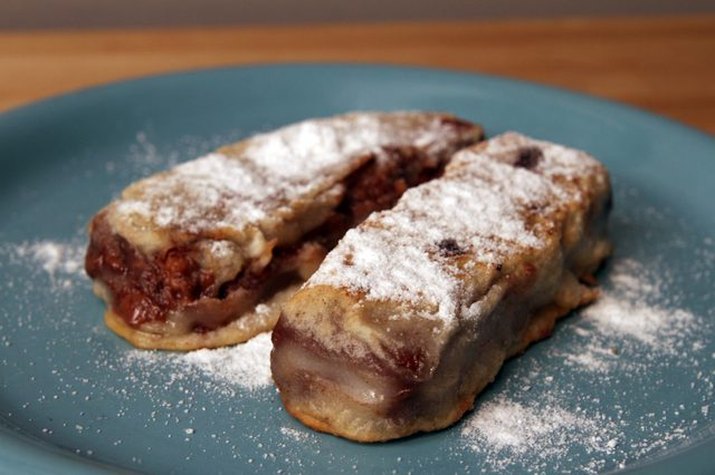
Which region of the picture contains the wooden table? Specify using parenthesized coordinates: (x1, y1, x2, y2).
(1, 15, 714, 134)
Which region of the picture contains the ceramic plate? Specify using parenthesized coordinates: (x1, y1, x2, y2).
(0, 64, 713, 474)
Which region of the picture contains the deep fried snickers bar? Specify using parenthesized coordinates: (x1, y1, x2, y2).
(271, 132, 612, 441)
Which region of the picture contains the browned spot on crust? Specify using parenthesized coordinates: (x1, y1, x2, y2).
(514, 146, 543, 169)
(436, 238, 465, 257)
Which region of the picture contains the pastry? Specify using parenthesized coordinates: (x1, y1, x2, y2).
(271, 132, 612, 441)
(85, 112, 483, 350)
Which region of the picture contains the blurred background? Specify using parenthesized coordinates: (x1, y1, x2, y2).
(2, 0, 715, 29)
(2, 0, 714, 133)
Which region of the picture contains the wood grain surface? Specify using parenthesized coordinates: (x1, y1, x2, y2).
(1, 15, 714, 133)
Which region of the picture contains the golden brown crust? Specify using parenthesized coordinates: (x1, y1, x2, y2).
(104, 309, 276, 351)
(102, 283, 297, 351)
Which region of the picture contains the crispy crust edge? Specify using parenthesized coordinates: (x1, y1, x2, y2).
(104, 309, 278, 351)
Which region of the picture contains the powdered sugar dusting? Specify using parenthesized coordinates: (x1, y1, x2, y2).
(243, 115, 392, 179)
(309, 133, 601, 323)
(111, 112, 469, 237)
(119, 152, 271, 228)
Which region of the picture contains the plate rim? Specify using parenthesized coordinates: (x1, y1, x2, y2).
(1, 62, 713, 144)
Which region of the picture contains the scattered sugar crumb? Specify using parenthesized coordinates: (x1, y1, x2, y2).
(280, 427, 313, 443)
(461, 395, 618, 471)
(555, 257, 702, 376)
(1, 239, 87, 290)
(581, 259, 697, 353)
(181, 332, 273, 390)
(121, 332, 273, 393)
(4, 240, 85, 277)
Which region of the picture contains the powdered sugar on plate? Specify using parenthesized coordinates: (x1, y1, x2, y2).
(178, 332, 273, 391)
(461, 394, 620, 472)
(458, 183, 714, 473)
(579, 259, 698, 355)
(1, 239, 87, 291)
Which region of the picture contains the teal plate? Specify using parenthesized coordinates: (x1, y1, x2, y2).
(0, 64, 713, 474)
